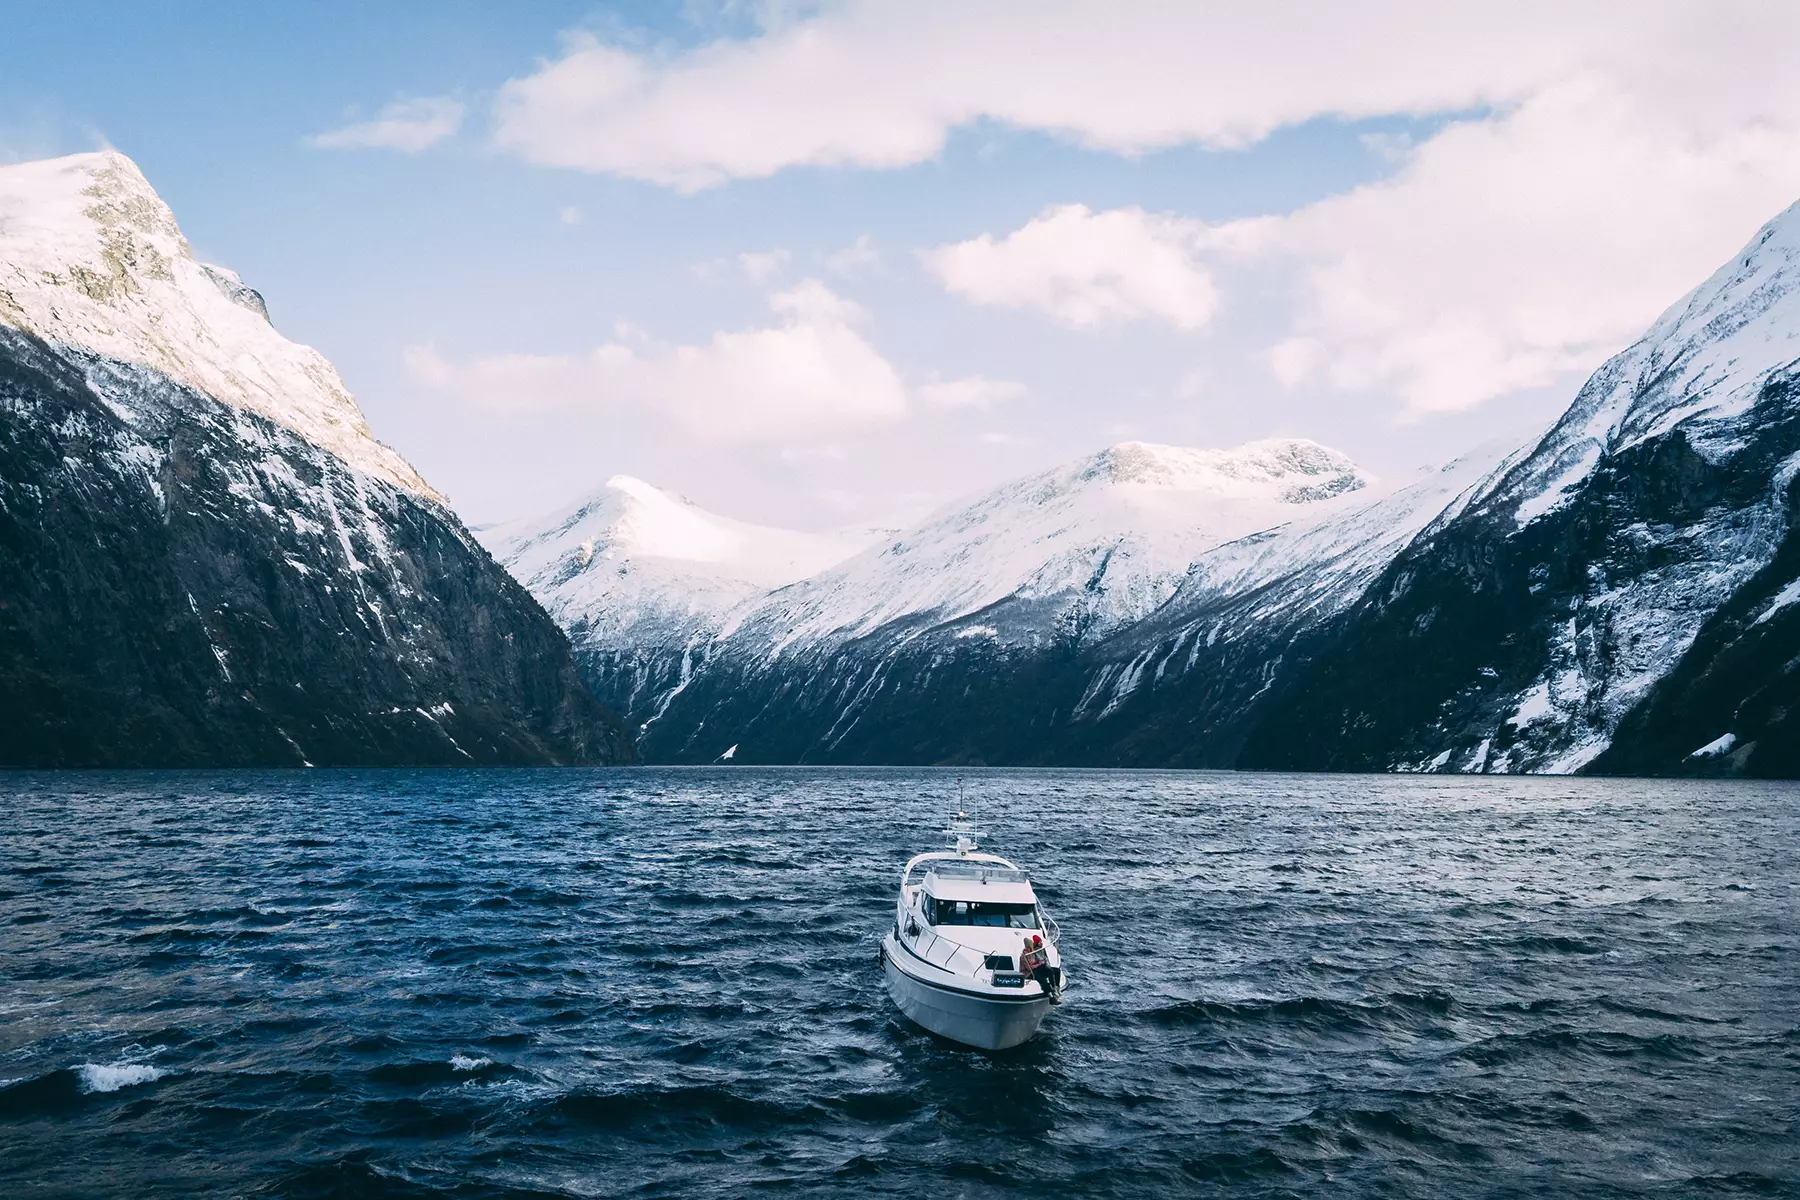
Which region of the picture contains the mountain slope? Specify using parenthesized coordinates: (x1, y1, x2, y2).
(479, 476, 874, 730)
(627, 438, 1496, 765)
(1239, 200, 1800, 775)
(729, 439, 1369, 658)
(0, 151, 626, 766)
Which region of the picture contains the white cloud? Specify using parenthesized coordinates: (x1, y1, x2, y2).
(925, 204, 1221, 331)
(309, 97, 465, 153)
(1243, 68, 1800, 414)
(490, 3, 1603, 189)
(475, 2, 1800, 421)
(558, 205, 583, 225)
(737, 249, 789, 283)
(406, 279, 908, 442)
(1267, 338, 1323, 389)
(826, 234, 881, 276)
(917, 375, 1027, 410)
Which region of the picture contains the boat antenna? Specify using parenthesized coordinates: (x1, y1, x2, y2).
(943, 781, 984, 856)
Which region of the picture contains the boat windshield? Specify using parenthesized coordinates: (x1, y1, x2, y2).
(929, 898, 1039, 928)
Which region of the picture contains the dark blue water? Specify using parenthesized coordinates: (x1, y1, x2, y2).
(1, 769, 1796, 1198)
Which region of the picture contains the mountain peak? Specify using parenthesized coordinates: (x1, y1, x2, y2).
(1074, 437, 1367, 504)
(0, 151, 437, 500)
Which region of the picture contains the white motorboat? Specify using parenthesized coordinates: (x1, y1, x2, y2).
(880, 811, 1065, 1050)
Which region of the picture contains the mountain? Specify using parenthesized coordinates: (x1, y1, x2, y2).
(0, 150, 627, 766)
(616, 437, 1505, 765)
(1239, 200, 1800, 776)
(479, 476, 876, 731)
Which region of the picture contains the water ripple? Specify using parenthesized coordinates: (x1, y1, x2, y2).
(0, 767, 1796, 1197)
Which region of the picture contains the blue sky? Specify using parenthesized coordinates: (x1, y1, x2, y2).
(5, 3, 1798, 527)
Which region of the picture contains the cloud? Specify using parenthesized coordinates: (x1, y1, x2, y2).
(896, 6, 1800, 414)
(1242, 67, 1800, 414)
(489, 4, 1603, 189)
(826, 234, 881, 276)
(309, 97, 465, 153)
(406, 279, 909, 441)
(737, 249, 789, 283)
(480, 2, 1800, 421)
(925, 204, 1222, 331)
(917, 375, 1027, 410)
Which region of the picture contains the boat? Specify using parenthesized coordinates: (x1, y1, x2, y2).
(879, 810, 1065, 1050)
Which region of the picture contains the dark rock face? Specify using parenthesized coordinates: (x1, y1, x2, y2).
(0, 329, 629, 767)
(636, 582, 1351, 768)
(1591, 435, 1800, 778)
(1238, 373, 1800, 776)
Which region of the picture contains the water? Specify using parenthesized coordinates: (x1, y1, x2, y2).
(1, 769, 1796, 1198)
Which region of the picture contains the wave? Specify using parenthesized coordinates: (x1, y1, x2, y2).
(1452, 1027, 1704, 1067)
(0, 1061, 165, 1116)
(531, 1084, 801, 1137)
(77, 1062, 165, 1092)
(1141, 990, 1460, 1034)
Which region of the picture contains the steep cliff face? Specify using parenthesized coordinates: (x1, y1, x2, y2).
(1240, 203, 1800, 775)
(0, 152, 626, 766)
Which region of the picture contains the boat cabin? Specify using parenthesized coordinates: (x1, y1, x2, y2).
(918, 860, 1041, 949)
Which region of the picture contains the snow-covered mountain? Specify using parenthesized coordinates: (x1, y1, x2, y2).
(1243, 198, 1800, 776)
(478, 475, 878, 728)
(593, 435, 1508, 764)
(0, 151, 623, 766)
(733, 438, 1370, 657)
(0, 151, 434, 498)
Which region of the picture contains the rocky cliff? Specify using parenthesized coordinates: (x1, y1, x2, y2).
(0, 151, 627, 766)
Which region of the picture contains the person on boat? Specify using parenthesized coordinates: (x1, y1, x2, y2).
(1022, 933, 1059, 999)
(1019, 933, 1045, 977)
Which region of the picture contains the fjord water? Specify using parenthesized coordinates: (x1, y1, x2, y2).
(1, 770, 1794, 1198)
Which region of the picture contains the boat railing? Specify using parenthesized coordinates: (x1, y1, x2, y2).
(902, 915, 1060, 985)
(905, 922, 996, 982)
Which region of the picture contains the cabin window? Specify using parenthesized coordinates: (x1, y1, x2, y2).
(929, 899, 1039, 928)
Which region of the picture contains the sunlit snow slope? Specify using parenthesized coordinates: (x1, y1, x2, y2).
(733, 439, 1371, 656)
(480, 476, 879, 729)
(0, 152, 623, 766)
(0, 151, 435, 499)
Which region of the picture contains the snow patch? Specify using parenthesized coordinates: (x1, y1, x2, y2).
(1754, 577, 1800, 625)
(1687, 732, 1737, 759)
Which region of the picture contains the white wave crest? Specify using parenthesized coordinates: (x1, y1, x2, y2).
(76, 1063, 165, 1093)
(449, 1054, 492, 1072)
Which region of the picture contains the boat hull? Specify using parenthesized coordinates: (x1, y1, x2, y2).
(881, 935, 1051, 1050)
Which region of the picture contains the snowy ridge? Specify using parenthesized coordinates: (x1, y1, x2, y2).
(730, 438, 1371, 654)
(1061, 442, 1521, 728)
(0, 151, 436, 499)
(481, 475, 879, 650)
(1497, 200, 1800, 528)
(1458, 203, 1800, 771)
(1181, 440, 1521, 619)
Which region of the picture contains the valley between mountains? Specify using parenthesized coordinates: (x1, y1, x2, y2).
(5, 149, 1799, 774)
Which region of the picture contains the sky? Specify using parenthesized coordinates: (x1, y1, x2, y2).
(5, 1, 1800, 529)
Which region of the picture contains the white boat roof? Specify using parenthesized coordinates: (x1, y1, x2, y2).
(922, 860, 1038, 904)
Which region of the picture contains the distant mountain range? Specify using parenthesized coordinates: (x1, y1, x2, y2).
(0, 151, 626, 766)
(494, 199, 1800, 776)
(7, 149, 1797, 775)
